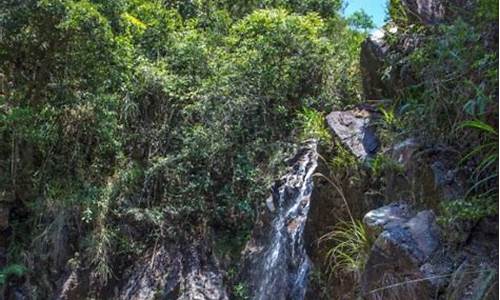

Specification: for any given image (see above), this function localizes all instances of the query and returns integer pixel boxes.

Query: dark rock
[385,139,466,209]
[119,242,228,300]
[0,206,9,230]
[430,160,464,201]
[326,110,379,160]
[0,206,9,269]
[239,140,318,300]
[360,30,392,100]
[362,204,441,299]
[401,0,444,25]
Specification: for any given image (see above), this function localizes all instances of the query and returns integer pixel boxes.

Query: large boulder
[326,109,379,161]
[361,203,442,299]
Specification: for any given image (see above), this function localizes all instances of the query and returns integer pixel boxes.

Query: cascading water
[239,140,318,300]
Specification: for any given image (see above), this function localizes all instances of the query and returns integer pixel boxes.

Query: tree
[347,9,375,32]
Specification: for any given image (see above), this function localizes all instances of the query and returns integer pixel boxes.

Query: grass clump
[319,220,373,280]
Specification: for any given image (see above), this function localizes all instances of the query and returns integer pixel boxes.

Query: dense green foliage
[0,0,366,296]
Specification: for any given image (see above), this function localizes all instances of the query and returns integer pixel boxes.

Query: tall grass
[319,220,373,280]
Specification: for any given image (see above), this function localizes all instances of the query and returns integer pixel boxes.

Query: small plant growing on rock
[233,282,249,300]
[367,154,404,177]
[297,107,332,143]
[328,144,360,178]
[439,196,498,224]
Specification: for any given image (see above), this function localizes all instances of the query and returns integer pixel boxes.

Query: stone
[363,202,412,234]
[119,242,228,300]
[326,110,379,160]
[391,138,419,166]
[360,29,392,100]
[362,204,441,299]
[430,160,464,201]
[401,0,444,25]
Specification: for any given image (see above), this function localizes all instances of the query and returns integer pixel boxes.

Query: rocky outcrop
[360,30,392,100]
[361,203,442,299]
[401,0,444,25]
[238,140,318,300]
[119,242,228,300]
[326,109,379,160]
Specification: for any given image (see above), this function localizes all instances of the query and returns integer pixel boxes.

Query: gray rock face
[326,110,379,160]
[362,204,441,299]
[119,243,228,300]
[239,140,318,300]
[401,0,444,25]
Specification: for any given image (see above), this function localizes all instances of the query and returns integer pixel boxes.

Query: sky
[344,0,388,28]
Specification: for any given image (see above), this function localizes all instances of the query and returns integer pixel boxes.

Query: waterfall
[239,140,318,300]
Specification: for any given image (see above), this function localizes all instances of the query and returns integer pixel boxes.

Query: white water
[242,140,318,300]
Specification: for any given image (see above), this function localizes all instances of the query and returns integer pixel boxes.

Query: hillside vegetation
[0,0,368,297]
[0,0,497,299]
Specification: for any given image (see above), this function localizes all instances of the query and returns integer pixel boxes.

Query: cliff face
[304,0,498,299]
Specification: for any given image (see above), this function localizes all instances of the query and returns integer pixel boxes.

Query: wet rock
[326,110,379,160]
[401,0,444,25]
[362,204,441,299]
[239,140,318,300]
[119,242,228,300]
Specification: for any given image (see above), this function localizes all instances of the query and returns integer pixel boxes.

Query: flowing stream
[239,140,318,300]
